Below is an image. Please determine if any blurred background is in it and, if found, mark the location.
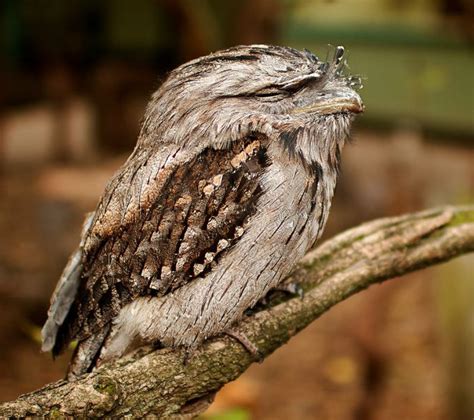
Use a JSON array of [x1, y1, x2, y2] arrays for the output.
[[0, 0, 473, 419]]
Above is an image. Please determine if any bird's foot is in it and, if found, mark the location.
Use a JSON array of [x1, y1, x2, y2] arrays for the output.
[[255, 281, 305, 307], [224, 328, 263, 363], [182, 346, 198, 366], [243, 282, 304, 317], [273, 281, 305, 298]]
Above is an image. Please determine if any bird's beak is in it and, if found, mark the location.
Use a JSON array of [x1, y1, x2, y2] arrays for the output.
[[292, 89, 364, 116]]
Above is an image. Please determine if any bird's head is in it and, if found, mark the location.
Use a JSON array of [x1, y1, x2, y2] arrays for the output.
[[140, 44, 363, 170]]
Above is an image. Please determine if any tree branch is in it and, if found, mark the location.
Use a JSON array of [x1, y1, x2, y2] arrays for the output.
[[2, 205, 474, 418]]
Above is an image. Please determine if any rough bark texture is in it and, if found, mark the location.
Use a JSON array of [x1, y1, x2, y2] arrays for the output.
[[2, 205, 473, 418]]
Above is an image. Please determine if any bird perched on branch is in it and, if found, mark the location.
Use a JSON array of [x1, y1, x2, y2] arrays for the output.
[[41, 44, 363, 379]]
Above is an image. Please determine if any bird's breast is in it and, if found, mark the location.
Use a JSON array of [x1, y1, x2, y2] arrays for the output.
[[110, 143, 336, 352]]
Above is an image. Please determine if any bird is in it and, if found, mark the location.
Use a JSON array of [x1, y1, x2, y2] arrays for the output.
[[41, 44, 363, 379]]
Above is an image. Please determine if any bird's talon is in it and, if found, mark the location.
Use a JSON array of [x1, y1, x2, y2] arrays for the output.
[[224, 329, 261, 361], [276, 282, 304, 299], [182, 347, 196, 365]]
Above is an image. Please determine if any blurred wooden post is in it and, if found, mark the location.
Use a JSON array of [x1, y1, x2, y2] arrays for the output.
[[435, 254, 474, 419]]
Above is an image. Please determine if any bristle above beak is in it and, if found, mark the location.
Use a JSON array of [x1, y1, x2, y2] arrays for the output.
[[334, 46, 345, 66]]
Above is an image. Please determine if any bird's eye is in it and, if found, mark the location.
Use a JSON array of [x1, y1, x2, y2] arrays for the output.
[[281, 74, 320, 93], [252, 73, 320, 99], [254, 87, 285, 98]]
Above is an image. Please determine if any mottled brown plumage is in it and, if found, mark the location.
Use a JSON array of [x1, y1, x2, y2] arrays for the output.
[[55, 136, 268, 354], [42, 44, 363, 378]]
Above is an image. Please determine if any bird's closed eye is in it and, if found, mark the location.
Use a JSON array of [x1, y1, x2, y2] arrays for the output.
[[253, 73, 321, 99], [254, 87, 287, 98], [281, 74, 321, 92], [253, 77, 314, 99]]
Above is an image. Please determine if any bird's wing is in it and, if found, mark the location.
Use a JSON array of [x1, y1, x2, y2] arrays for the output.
[[41, 213, 94, 352], [47, 134, 269, 355]]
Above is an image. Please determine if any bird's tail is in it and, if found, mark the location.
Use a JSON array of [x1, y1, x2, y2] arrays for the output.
[[66, 325, 110, 380], [41, 212, 95, 355]]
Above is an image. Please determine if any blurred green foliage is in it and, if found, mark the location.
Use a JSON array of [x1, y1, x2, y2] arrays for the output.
[[200, 408, 251, 420]]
